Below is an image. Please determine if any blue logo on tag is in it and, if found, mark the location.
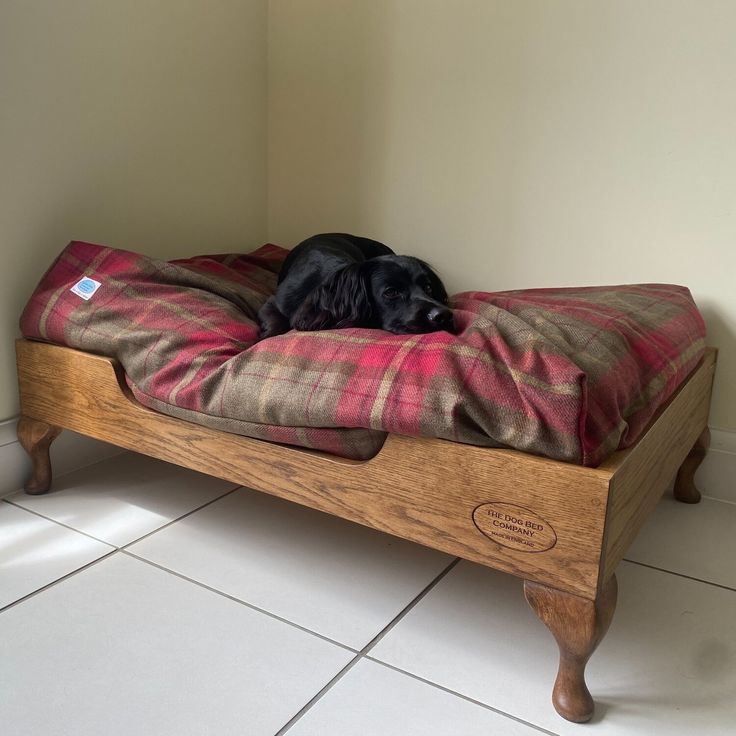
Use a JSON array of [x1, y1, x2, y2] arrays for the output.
[[77, 279, 96, 294], [71, 276, 102, 300]]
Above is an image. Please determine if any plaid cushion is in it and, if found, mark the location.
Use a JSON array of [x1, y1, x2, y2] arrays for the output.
[[20, 241, 707, 465]]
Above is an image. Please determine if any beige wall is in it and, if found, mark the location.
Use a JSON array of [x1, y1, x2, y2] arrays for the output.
[[268, 0, 736, 431], [3, 1, 734, 431], [0, 0, 267, 421]]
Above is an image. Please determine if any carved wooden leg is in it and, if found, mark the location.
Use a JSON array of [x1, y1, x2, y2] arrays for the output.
[[17, 416, 62, 495], [524, 574, 618, 723], [673, 428, 709, 504]]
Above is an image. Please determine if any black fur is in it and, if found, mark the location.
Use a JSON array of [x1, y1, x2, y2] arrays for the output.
[[257, 233, 454, 339]]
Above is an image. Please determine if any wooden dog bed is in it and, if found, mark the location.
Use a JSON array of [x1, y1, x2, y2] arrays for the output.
[[15, 338, 717, 723]]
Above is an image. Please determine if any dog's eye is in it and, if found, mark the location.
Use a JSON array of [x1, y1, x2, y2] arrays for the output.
[[383, 287, 400, 300], [422, 283, 433, 296]]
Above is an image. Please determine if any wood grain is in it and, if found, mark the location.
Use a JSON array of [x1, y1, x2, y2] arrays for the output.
[[18, 339, 612, 598], [15, 339, 716, 602], [525, 574, 618, 723], [599, 349, 717, 580], [16, 416, 62, 494]]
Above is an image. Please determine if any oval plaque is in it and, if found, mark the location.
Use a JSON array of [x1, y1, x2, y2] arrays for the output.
[[472, 502, 557, 553]]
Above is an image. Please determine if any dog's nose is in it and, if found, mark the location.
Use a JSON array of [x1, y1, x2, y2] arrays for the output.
[[427, 307, 455, 331]]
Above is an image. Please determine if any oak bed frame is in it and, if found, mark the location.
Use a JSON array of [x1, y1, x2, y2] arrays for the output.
[[15, 338, 717, 723]]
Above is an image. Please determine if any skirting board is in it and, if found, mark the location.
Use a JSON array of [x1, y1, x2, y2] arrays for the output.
[[696, 428, 736, 504], [0, 417, 124, 498], [1, 417, 734, 503]]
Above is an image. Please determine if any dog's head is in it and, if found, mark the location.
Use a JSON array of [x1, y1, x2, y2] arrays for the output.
[[292, 255, 454, 334]]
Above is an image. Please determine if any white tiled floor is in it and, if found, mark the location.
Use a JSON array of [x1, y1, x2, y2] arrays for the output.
[[1, 453, 734, 735], [7, 453, 238, 547]]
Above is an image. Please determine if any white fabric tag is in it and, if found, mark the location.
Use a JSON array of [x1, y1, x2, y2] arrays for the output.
[[70, 277, 102, 300]]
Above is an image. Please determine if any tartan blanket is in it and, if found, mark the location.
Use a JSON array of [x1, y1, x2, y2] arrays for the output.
[[20, 241, 707, 465]]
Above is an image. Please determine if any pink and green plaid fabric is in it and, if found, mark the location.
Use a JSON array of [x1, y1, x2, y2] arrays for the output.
[[20, 241, 707, 465]]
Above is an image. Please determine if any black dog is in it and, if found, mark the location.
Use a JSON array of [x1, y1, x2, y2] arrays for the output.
[[257, 233, 454, 339]]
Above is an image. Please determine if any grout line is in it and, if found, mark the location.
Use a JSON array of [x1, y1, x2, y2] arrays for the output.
[[272, 657, 363, 736], [275, 557, 462, 735], [361, 557, 461, 655], [0, 542, 554, 735], [0, 482, 246, 614], [702, 493, 736, 507], [3, 483, 243, 553], [120, 484, 243, 550], [0, 549, 119, 614], [621, 558, 736, 593], [121, 550, 359, 654], [274, 545, 730, 735], [2, 498, 116, 549], [362, 657, 561, 736]]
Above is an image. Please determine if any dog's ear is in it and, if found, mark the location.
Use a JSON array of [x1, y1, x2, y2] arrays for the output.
[[291, 263, 373, 331], [418, 260, 450, 305]]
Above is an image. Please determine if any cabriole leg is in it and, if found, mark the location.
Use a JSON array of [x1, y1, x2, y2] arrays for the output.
[[673, 427, 709, 504], [524, 574, 618, 723], [17, 416, 62, 495]]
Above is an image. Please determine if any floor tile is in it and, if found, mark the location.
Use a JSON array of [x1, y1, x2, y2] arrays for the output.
[[7, 452, 237, 547], [286, 658, 543, 736], [626, 496, 736, 588], [0, 502, 112, 609], [50, 429, 126, 480], [128, 489, 453, 649], [371, 561, 736, 735], [0, 553, 353, 736]]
